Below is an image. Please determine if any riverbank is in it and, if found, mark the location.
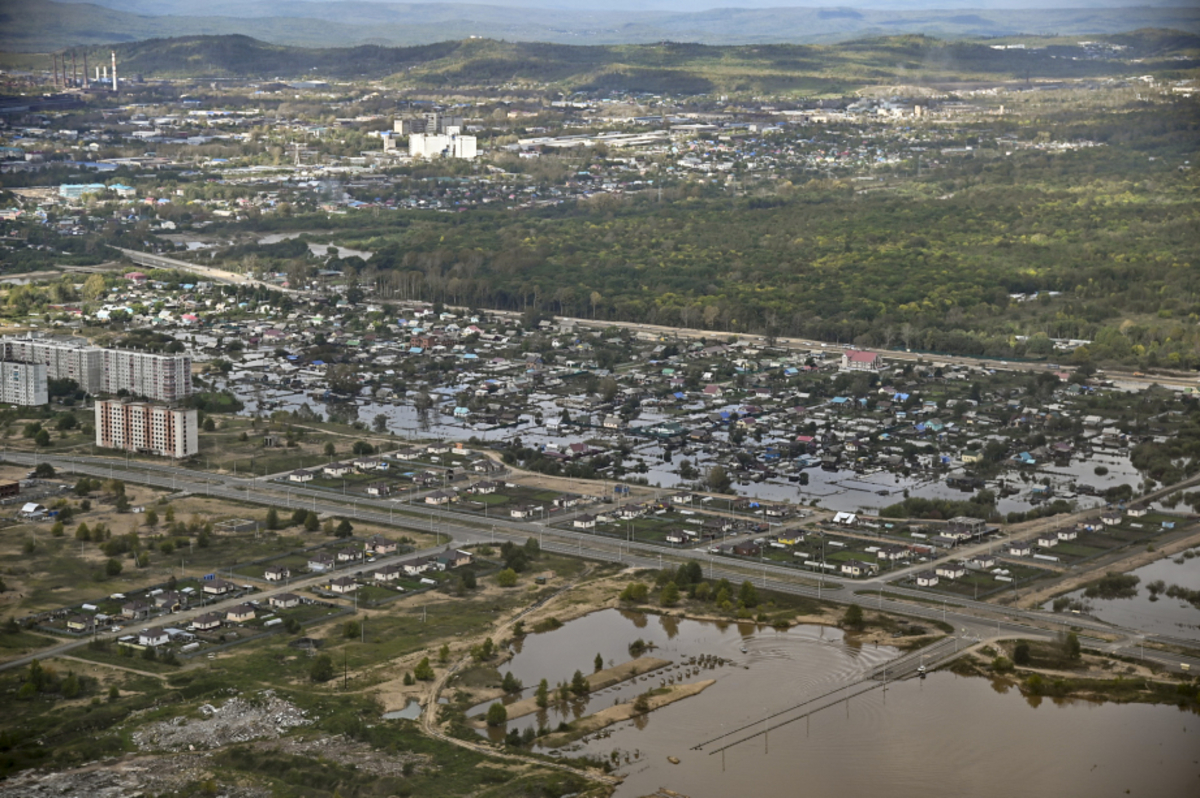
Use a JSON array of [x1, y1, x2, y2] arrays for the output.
[[539, 679, 717, 749], [472, 656, 672, 726]]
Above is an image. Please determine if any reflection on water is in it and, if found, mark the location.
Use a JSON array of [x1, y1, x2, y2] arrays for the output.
[[1045, 548, 1200, 640], [475, 609, 1197, 797]]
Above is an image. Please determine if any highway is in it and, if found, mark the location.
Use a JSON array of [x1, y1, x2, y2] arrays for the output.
[[4, 451, 1198, 677]]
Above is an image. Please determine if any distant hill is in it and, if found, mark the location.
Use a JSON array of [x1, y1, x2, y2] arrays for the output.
[[34, 31, 1197, 92], [3, 0, 1199, 51]]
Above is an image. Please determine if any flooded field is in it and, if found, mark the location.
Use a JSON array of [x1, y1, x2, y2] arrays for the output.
[[1045, 548, 1200, 640], [475, 609, 1197, 798]]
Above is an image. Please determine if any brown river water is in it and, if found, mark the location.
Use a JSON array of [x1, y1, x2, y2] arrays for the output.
[[477, 609, 1198, 798]]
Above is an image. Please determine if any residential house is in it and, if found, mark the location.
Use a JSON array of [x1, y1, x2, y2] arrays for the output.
[[365, 535, 398, 556], [121, 600, 152, 620], [573, 513, 596, 530], [269, 593, 301, 610], [366, 482, 391, 497], [374, 564, 404, 583], [307, 553, 335, 572], [226, 604, 256, 624], [425, 490, 455, 506], [289, 469, 315, 483], [934, 563, 966, 580], [1007, 541, 1032, 557], [138, 627, 169, 647], [915, 571, 939, 587], [1036, 532, 1059, 548], [840, 560, 876, 578], [329, 576, 357, 594], [435, 550, 474, 569], [264, 565, 290, 582], [192, 612, 223, 632]]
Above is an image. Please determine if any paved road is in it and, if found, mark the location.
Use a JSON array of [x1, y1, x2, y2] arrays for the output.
[[5, 452, 1199, 676]]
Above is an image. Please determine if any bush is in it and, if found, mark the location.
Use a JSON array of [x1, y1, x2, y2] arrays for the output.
[[413, 657, 435, 681], [485, 702, 507, 727], [619, 582, 649, 603], [495, 568, 518, 588], [842, 604, 865, 630], [1013, 642, 1031, 666], [309, 654, 335, 683]]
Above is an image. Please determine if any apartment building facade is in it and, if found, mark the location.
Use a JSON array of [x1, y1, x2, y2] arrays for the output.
[[95, 400, 198, 458], [0, 361, 48, 406], [0, 336, 191, 401]]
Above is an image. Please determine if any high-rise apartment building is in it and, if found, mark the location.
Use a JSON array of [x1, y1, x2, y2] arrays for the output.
[[0, 336, 191, 401], [101, 349, 192, 402], [0, 361, 48, 406], [95, 400, 197, 458]]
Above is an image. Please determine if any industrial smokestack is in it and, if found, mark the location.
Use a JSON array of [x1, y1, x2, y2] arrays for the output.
[[52, 53, 58, 88], [83, 51, 89, 87], [111, 51, 117, 92], [72, 51, 77, 88]]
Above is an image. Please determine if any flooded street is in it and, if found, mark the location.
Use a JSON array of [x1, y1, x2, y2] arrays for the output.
[[477, 610, 1197, 798]]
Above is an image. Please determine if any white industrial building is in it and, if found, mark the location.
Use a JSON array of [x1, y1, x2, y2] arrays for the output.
[[409, 132, 477, 160], [95, 400, 198, 458], [0, 361, 48, 406]]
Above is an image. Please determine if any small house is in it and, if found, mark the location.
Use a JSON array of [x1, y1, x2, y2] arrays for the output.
[[329, 576, 357, 594], [138, 627, 169, 648], [915, 571, 939, 588], [269, 593, 300, 610], [226, 604, 256, 624]]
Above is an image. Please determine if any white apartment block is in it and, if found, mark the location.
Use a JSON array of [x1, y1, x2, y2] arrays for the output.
[[102, 349, 192, 402], [0, 336, 191, 401], [0, 336, 103, 393], [409, 132, 477, 160], [0, 361, 48, 406], [95, 400, 198, 458]]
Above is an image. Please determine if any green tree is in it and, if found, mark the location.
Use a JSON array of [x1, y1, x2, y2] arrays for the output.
[[324, 441, 336, 458], [75, 522, 90, 541], [594, 652, 604, 673], [738, 580, 759, 609], [143, 509, 158, 528], [34, 429, 51, 447], [335, 519, 353, 538], [202, 416, 216, 432], [309, 654, 335, 682], [485, 701, 508, 727], [266, 507, 280, 531], [304, 511, 320, 532], [536, 678, 549, 708], [1062, 631, 1081, 661], [1013, 642, 1031, 666], [105, 557, 122, 577], [660, 582, 681, 607], [842, 603, 865, 630], [619, 582, 649, 602], [502, 671, 523, 693], [496, 568, 518, 588], [438, 643, 450, 664], [570, 669, 590, 696], [413, 657, 435, 681]]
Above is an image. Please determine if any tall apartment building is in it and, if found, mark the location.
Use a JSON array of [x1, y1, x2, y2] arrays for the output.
[[0, 361, 48, 406], [95, 400, 197, 458], [101, 349, 192, 402], [0, 336, 191, 401], [0, 336, 103, 393]]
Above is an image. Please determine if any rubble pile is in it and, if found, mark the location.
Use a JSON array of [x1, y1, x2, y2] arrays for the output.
[[0, 754, 269, 798], [132, 691, 312, 751]]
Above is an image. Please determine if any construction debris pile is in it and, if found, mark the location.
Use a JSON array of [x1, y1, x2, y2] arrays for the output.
[[132, 691, 312, 751]]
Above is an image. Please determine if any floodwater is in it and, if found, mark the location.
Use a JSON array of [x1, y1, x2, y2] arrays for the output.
[[381, 698, 421, 720], [1045, 548, 1200, 640], [481, 610, 1197, 798]]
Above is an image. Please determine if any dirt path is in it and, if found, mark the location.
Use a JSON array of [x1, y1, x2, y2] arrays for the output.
[[55, 654, 169, 680]]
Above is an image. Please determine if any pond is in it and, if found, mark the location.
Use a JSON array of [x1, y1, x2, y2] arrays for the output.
[[476, 609, 1197, 797]]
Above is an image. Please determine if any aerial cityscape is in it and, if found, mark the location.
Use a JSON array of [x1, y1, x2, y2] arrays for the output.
[[0, 1, 1197, 796]]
